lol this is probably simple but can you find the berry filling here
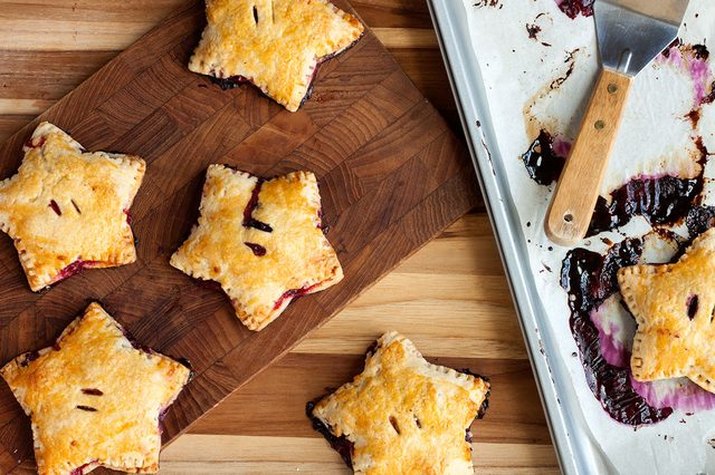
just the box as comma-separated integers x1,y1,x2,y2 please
306,400,354,468
243,180,273,233
19,351,40,367
210,75,250,90
81,388,103,396
273,282,323,310
69,461,96,475
54,260,101,284
48,200,62,216
123,209,132,225
244,242,267,256
24,135,46,150
76,405,98,412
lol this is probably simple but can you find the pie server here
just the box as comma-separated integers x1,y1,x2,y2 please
545,0,690,246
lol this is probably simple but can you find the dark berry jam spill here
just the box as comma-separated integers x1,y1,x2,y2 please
48,200,62,216
76,405,98,412
243,180,273,233
522,129,712,237
521,130,566,186
588,176,702,236
244,242,267,256
306,400,354,469
556,0,594,19
561,239,673,425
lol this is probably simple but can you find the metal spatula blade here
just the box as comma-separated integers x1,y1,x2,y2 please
596,0,690,76
545,0,690,246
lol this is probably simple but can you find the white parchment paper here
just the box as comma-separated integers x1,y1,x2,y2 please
462,1,715,473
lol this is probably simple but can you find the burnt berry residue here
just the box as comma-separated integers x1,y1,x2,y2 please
561,239,674,425
556,0,594,19
687,206,715,236
522,130,566,186
526,23,542,40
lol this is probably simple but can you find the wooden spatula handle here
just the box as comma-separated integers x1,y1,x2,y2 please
545,68,633,246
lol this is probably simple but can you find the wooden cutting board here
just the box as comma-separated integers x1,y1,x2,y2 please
0,0,478,471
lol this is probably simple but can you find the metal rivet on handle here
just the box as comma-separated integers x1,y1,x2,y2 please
607,83,618,94
564,213,574,223
594,120,605,130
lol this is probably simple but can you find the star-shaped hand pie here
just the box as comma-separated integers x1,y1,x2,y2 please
188,0,365,111
0,302,191,475
0,122,145,291
618,227,715,393
170,165,343,331
308,332,490,474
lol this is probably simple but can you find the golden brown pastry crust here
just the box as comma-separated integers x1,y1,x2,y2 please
188,0,364,111
0,122,145,291
311,332,490,474
618,228,715,392
0,302,191,475
170,165,343,331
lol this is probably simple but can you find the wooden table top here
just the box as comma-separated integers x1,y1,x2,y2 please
0,0,559,473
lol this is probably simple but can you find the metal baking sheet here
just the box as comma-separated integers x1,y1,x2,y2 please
426,3,601,473
428,0,715,473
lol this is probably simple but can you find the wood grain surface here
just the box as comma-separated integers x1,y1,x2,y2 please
0,0,559,473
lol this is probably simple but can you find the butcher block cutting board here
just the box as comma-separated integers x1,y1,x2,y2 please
0,0,478,471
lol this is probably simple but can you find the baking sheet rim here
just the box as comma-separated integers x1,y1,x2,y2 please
425,2,617,474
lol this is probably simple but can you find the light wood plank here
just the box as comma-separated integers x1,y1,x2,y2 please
0,24,437,52
161,435,559,474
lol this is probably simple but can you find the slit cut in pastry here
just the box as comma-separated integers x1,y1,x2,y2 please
618,227,715,393
307,332,490,474
0,122,145,291
188,0,365,111
0,302,191,475
170,165,343,331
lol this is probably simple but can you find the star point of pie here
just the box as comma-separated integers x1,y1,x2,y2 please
618,227,715,392
0,122,145,291
188,0,365,111
308,332,490,474
0,302,191,475
170,165,343,331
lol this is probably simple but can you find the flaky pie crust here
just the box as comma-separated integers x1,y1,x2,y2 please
310,332,490,474
618,228,715,393
188,0,364,111
0,122,145,291
170,165,343,331
0,302,191,475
